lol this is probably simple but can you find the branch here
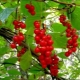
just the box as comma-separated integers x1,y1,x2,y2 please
0,28,66,80
36,0,80,6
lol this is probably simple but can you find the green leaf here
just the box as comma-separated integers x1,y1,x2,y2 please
46,1,59,7
71,7,80,30
0,8,16,22
3,57,17,67
28,64,43,74
58,52,67,59
20,50,32,71
8,69,21,75
1,77,12,80
50,33,67,48
4,57,17,63
51,23,66,33
28,74,35,80
0,36,10,56
27,36,35,50
59,0,73,3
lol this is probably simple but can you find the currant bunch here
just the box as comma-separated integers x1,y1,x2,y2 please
34,20,59,76
25,4,35,16
13,20,26,29
59,15,78,57
50,54,59,76
10,20,27,60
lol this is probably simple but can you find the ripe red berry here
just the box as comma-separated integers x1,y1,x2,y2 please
20,22,26,29
51,69,58,76
72,36,78,42
38,55,44,60
46,46,53,51
71,29,76,35
65,22,71,28
29,5,35,11
40,46,47,53
13,20,18,25
66,28,71,33
30,11,35,15
45,51,51,57
34,47,40,53
19,35,25,41
73,43,78,47
52,54,58,59
42,64,47,68
13,35,19,42
68,49,72,54
71,47,77,52
60,15,66,21
35,35,40,42
17,52,22,57
34,21,40,28
46,35,51,40
34,29,40,34
10,42,16,48
14,25,20,29
65,52,70,57
39,30,45,37
47,40,53,46
67,39,73,45
40,40,47,46
45,57,52,64
42,35,47,41
21,48,26,54
66,33,71,37
25,4,30,9
52,59,58,64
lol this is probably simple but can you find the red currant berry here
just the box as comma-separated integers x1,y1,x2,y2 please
66,33,71,37
71,47,77,52
20,22,26,29
47,40,53,46
19,35,25,41
10,42,16,49
40,40,47,46
29,4,35,11
21,48,26,54
35,35,40,42
46,35,51,40
30,11,35,15
34,29,40,35
67,39,73,45
38,55,44,60
25,4,30,9
40,46,47,53
13,20,18,25
17,52,22,57
45,51,51,57
65,22,71,28
73,43,78,47
13,35,19,42
66,28,71,33
65,52,70,57
34,21,40,28
34,47,40,53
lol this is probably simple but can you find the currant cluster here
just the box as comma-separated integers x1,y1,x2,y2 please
13,20,26,29
59,15,78,57
10,20,27,60
50,54,59,76
34,21,53,67
33,20,59,76
25,4,35,16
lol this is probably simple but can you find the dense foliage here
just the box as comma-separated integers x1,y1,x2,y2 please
0,0,80,80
